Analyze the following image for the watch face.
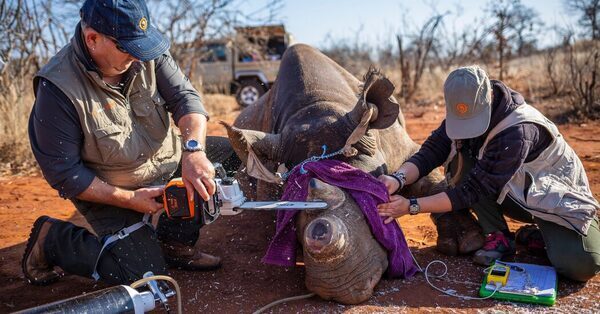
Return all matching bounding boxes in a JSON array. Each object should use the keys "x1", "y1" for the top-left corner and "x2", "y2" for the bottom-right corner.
[
  {"x1": 185, "y1": 139, "x2": 199, "y2": 149},
  {"x1": 409, "y1": 203, "x2": 420, "y2": 215}
]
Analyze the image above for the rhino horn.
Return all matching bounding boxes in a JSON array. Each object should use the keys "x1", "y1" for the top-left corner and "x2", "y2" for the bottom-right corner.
[
  {"x1": 221, "y1": 122, "x2": 281, "y2": 164},
  {"x1": 307, "y1": 178, "x2": 345, "y2": 209},
  {"x1": 304, "y1": 216, "x2": 348, "y2": 258},
  {"x1": 304, "y1": 180, "x2": 349, "y2": 258},
  {"x1": 349, "y1": 68, "x2": 400, "y2": 129}
]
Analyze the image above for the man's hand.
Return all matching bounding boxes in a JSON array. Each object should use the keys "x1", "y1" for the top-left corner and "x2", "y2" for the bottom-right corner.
[
  {"x1": 181, "y1": 151, "x2": 216, "y2": 201},
  {"x1": 378, "y1": 174, "x2": 400, "y2": 195},
  {"x1": 377, "y1": 195, "x2": 410, "y2": 224},
  {"x1": 177, "y1": 113, "x2": 214, "y2": 201},
  {"x1": 77, "y1": 177, "x2": 164, "y2": 214},
  {"x1": 126, "y1": 186, "x2": 165, "y2": 214}
]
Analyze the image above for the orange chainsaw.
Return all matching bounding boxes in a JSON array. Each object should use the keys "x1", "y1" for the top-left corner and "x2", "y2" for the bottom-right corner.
[{"x1": 159, "y1": 164, "x2": 327, "y2": 225}]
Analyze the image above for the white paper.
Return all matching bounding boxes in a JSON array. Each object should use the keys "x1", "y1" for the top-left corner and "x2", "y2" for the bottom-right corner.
[{"x1": 485, "y1": 262, "x2": 556, "y2": 297}]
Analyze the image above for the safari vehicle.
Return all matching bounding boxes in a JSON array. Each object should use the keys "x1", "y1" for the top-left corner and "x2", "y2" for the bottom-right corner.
[{"x1": 196, "y1": 25, "x2": 293, "y2": 107}]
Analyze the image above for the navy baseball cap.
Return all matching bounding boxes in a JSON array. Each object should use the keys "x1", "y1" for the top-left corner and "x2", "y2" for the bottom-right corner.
[{"x1": 80, "y1": 0, "x2": 169, "y2": 62}]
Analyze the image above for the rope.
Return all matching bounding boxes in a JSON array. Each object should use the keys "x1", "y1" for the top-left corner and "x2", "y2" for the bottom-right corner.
[
  {"x1": 280, "y1": 145, "x2": 345, "y2": 181},
  {"x1": 277, "y1": 102, "x2": 377, "y2": 182}
]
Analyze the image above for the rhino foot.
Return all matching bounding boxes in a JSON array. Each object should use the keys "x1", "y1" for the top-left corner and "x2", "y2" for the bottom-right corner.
[
  {"x1": 432, "y1": 210, "x2": 484, "y2": 256},
  {"x1": 432, "y1": 213, "x2": 459, "y2": 256}
]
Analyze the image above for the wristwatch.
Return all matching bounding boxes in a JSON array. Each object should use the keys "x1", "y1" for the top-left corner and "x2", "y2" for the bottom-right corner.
[
  {"x1": 408, "y1": 197, "x2": 420, "y2": 215},
  {"x1": 183, "y1": 139, "x2": 205, "y2": 153},
  {"x1": 390, "y1": 171, "x2": 407, "y2": 194}
]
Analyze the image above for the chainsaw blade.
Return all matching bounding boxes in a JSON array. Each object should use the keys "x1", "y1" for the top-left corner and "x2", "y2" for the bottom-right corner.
[{"x1": 237, "y1": 201, "x2": 328, "y2": 210}]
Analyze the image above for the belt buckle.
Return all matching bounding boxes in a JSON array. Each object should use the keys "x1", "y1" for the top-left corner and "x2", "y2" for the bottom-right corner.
[{"x1": 117, "y1": 229, "x2": 129, "y2": 240}]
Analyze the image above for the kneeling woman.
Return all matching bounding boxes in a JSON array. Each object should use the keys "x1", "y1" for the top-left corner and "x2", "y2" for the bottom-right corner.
[{"x1": 378, "y1": 66, "x2": 600, "y2": 282}]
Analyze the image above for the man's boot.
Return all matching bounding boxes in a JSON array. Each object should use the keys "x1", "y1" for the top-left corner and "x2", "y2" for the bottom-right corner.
[
  {"x1": 161, "y1": 241, "x2": 222, "y2": 271},
  {"x1": 21, "y1": 216, "x2": 62, "y2": 285},
  {"x1": 454, "y1": 210, "x2": 485, "y2": 254},
  {"x1": 431, "y1": 213, "x2": 459, "y2": 256}
]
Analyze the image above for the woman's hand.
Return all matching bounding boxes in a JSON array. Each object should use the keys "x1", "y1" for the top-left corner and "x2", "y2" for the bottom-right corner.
[
  {"x1": 377, "y1": 195, "x2": 410, "y2": 224},
  {"x1": 378, "y1": 174, "x2": 400, "y2": 195}
]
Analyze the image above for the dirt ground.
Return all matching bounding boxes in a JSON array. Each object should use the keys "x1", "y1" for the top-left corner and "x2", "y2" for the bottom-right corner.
[{"x1": 0, "y1": 105, "x2": 599, "y2": 313}]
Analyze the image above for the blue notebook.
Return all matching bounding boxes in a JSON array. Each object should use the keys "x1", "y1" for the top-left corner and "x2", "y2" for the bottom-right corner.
[{"x1": 479, "y1": 262, "x2": 557, "y2": 305}]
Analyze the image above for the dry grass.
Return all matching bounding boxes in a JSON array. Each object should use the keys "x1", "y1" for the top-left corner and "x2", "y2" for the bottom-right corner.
[
  {"x1": 203, "y1": 93, "x2": 241, "y2": 137},
  {"x1": 0, "y1": 87, "x2": 241, "y2": 175},
  {"x1": 374, "y1": 50, "x2": 586, "y2": 123},
  {"x1": 203, "y1": 93, "x2": 240, "y2": 118},
  {"x1": 0, "y1": 84, "x2": 36, "y2": 176}
]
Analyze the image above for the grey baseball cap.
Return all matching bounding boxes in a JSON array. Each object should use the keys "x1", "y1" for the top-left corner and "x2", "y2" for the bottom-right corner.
[{"x1": 444, "y1": 66, "x2": 492, "y2": 140}]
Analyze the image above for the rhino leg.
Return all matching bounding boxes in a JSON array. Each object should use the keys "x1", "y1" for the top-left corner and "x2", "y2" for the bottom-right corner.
[
  {"x1": 401, "y1": 171, "x2": 459, "y2": 255},
  {"x1": 405, "y1": 169, "x2": 484, "y2": 255},
  {"x1": 403, "y1": 168, "x2": 446, "y2": 197}
]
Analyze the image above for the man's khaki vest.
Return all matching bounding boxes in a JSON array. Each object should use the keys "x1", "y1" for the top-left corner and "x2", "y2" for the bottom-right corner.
[
  {"x1": 35, "y1": 36, "x2": 181, "y2": 189},
  {"x1": 445, "y1": 104, "x2": 599, "y2": 235}
]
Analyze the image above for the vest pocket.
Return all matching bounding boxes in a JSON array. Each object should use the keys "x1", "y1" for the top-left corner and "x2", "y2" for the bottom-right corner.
[
  {"x1": 130, "y1": 92, "x2": 170, "y2": 143},
  {"x1": 93, "y1": 125, "x2": 135, "y2": 164}
]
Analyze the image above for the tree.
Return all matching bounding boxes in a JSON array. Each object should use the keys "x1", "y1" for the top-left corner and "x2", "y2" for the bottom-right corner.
[
  {"x1": 566, "y1": 40, "x2": 599, "y2": 118},
  {"x1": 485, "y1": 0, "x2": 542, "y2": 80},
  {"x1": 396, "y1": 14, "x2": 445, "y2": 104},
  {"x1": 0, "y1": 0, "x2": 76, "y2": 172},
  {"x1": 320, "y1": 26, "x2": 374, "y2": 78},
  {"x1": 433, "y1": 15, "x2": 493, "y2": 71},
  {"x1": 0, "y1": 0, "x2": 73, "y2": 131},
  {"x1": 564, "y1": 0, "x2": 600, "y2": 39},
  {"x1": 510, "y1": 5, "x2": 544, "y2": 57}
]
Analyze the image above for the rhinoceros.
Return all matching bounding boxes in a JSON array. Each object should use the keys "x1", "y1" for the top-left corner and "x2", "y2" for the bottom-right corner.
[{"x1": 223, "y1": 44, "x2": 466, "y2": 304}]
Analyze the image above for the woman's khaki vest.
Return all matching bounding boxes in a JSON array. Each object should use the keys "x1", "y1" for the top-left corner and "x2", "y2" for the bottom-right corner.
[
  {"x1": 444, "y1": 104, "x2": 599, "y2": 235},
  {"x1": 34, "y1": 36, "x2": 181, "y2": 189}
]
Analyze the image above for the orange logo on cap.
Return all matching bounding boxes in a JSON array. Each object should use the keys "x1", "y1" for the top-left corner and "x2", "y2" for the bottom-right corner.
[
  {"x1": 455, "y1": 103, "x2": 469, "y2": 115},
  {"x1": 139, "y1": 17, "x2": 148, "y2": 31}
]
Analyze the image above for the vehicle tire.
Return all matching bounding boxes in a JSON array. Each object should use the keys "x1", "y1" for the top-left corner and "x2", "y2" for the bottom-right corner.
[{"x1": 235, "y1": 79, "x2": 266, "y2": 107}]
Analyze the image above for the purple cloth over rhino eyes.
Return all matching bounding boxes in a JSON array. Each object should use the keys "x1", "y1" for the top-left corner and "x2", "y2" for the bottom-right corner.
[{"x1": 261, "y1": 159, "x2": 418, "y2": 278}]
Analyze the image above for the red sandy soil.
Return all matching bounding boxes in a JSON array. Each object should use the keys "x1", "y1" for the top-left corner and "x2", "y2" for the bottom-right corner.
[{"x1": 0, "y1": 105, "x2": 599, "y2": 313}]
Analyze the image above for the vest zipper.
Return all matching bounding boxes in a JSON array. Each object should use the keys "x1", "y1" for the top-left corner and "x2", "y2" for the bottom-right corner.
[
  {"x1": 123, "y1": 68, "x2": 139, "y2": 106},
  {"x1": 127, "y1": 71, "x2": 163, "y2": 177}
]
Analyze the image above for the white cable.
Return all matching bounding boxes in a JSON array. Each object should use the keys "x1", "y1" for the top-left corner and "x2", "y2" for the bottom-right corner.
[
  {"x1": 252, "y1": 293, "x2": 316, "y2": 314},
  {"x1": 408, "y1": 248, "x2": 501, "y2": 300},
  {"x1": 424, "y1": 260, "x2": 501, "y2": 300}
]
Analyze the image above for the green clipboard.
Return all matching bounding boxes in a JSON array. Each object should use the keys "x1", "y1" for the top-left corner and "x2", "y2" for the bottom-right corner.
[{"x1": 478, "y1": 262, "x2": 557, "y2": 306}]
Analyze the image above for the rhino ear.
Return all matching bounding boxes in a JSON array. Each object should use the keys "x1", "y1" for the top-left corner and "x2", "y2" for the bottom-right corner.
[
  {"x1": 221, "y1": 122, "x2": 281, "y2": 164},
  {"x1": 350, "y1": 68, "x2": 400, "y2": 129}
]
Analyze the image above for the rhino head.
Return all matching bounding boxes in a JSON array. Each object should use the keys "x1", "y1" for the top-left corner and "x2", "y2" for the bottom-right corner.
[
  {"x1": 223, "y1": 61, "x2": 412, "y2": 197},
  {"x1": 296, "y1": 178, "x2": 388, "y2": 304},
  {"x1": 223, "y1": 44, "x2": 443, "y2": 304}
]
